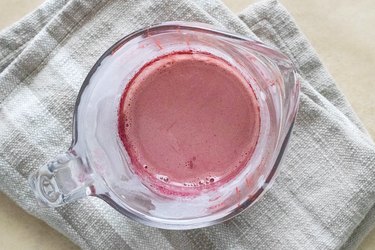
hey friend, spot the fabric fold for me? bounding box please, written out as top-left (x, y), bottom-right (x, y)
top-left (0, 0), bottom-right (374, 249)
top-left (0, 0), bottom-right (70, 72)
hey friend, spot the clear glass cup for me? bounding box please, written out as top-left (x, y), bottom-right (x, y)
top-left (29, 22), bottom-right (300, 229)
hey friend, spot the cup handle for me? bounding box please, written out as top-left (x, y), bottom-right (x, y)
top-left (29, 150), bottom-right (93, 207)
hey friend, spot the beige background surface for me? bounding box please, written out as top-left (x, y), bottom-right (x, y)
top-left (0, 0), bottom-right (374, 249)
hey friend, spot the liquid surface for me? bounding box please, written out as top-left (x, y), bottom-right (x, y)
top-left (118, 51), bottom-right (260, 193)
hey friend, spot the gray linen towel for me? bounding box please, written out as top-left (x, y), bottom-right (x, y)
top-left (0, 0), bottom-right (374, 249)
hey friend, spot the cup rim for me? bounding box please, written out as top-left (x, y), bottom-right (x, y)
top-left (72, 21), bottom-right (300, 229)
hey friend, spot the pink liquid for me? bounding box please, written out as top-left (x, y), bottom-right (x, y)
top-left (118, 51), bottom-right (260, 195)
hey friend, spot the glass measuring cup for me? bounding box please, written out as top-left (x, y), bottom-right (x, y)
top-left (29, 22), bottom-right (300, 229)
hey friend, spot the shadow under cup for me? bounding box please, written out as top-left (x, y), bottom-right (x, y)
top-left (29, 22), bottom-right (299, 229)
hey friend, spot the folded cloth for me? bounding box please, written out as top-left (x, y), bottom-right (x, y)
top-left (0, 0), bottom-right (374, 249)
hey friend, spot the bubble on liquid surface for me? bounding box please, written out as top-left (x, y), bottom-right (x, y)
top-left (157, 175), bottom-right (169, 183)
